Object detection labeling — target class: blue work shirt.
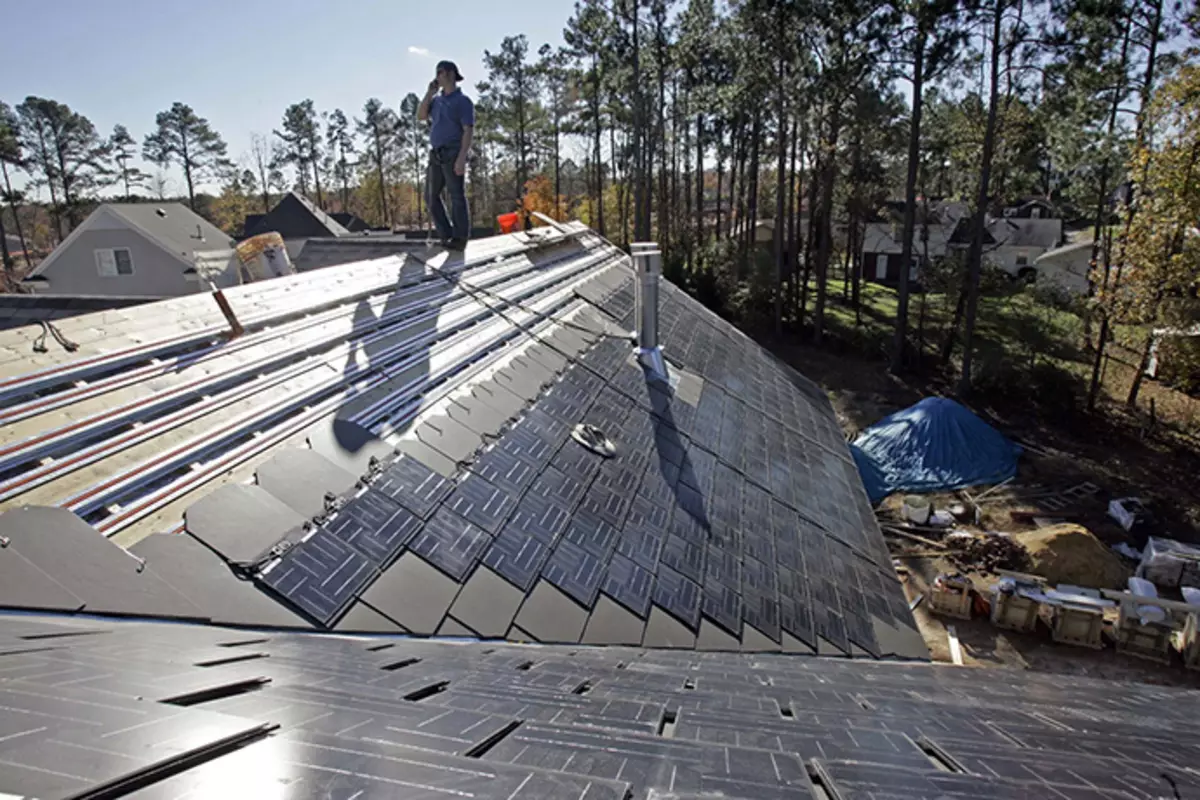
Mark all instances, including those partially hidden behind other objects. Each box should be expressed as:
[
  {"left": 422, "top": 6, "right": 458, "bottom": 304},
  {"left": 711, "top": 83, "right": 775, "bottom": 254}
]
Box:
[{"left": 429, "top": 89, "right": 475, "bottom": 149}]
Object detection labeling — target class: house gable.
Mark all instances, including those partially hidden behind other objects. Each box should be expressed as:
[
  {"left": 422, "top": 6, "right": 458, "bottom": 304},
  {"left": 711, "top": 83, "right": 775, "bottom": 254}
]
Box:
[{"left": 27, "top": 209, "right": 197, "bottom": 298}]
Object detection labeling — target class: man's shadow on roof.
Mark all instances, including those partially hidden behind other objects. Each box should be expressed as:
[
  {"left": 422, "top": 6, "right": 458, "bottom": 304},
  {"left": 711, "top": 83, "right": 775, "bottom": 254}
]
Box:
[{"left": 324, "top": 251, "right": 462, "bottom": 463}]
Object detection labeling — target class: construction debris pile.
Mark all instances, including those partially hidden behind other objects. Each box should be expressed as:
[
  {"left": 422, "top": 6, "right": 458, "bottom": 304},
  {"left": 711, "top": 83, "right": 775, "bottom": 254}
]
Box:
[{"left": 949, "top": 535, "right": 1029, "bottom": 574}]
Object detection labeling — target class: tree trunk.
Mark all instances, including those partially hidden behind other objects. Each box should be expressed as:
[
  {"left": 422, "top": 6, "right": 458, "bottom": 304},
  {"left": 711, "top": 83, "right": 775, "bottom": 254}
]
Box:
[
  {"left": 957, "top": 0, "right": 1005, "bottom": 395},
  {"left": 0, "top": 214, "right": 11, "bottom": 272},
  {"left": 774, "top": 60, "right": 787, "bottom": 336},
  {"left": 812, "top": 105, "right": 841, "bottom": 346},
  {"left": 1127, "top": 331, "right": 1155, "bottom": 408},
  {"left": 1, "top": 161, "right": 31, "bottom": 268},
  {"left": 892, "top": 25, "right": 926, "bottom": 372},
  {"left": 183, "top": 161, "right": 196, "bottom": 211},
  {"left": 375, "top": 131, "right": 390, "bottom": 227},
  {"left": 696, "top": 113, "right": 704, "bottom": 250},
  {"left": 631, "top": 2, "right": 648, "bottom": 242},
  {"left": 554, "top": 112, "right": 562, "bottom": 220},
  {"left": 730, "top": 111, "right": 744, "bottom": 245},
  {"left": 312, "top": 157, "right": 324, "bottom": 210},
  {"left": 715, "top": 119, "right": 725, "bottom": 242},
  {"left": 593, "top": 58, "right": 605, "bottom": 237},
  {"left": 786, "top": 113, "right": 799, "bottom": 327},
  {"left": 794, "top": 114, "right": 808, "bottom": 323},
  {"left": 741, "top": 109, "right": 761, "bottom": 279},
  {"left": 1089, "top": 0, "right": 1164, "bottom": 411},
  {"left": 684, "top": 93, "right": 693, "bottom": 270}
]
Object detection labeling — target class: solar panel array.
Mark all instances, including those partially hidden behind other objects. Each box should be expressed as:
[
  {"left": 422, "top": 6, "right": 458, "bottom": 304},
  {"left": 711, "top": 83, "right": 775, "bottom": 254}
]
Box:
[{"left": 1, "top": 612, "right": 1197, "bottom": 799}]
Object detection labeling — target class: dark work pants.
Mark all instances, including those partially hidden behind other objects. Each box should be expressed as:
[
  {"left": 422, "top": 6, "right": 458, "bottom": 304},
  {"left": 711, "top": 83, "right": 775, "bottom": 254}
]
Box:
[{"left": 427, "top": 143, "right": 469, "bottom": 241}]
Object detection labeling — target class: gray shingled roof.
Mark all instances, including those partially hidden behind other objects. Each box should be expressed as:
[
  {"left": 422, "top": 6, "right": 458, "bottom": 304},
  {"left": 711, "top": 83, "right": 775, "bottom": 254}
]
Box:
[
  {"left": 106, "top": 202, "right": 236, "bottom": 261},
  {"left": 244, "top": 191, "right": 351, "bottom": 239}
]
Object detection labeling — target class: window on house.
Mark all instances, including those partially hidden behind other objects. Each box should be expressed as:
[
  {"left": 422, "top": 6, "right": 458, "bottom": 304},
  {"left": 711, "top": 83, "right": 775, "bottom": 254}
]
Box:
[
  {"left": 95, "top": 248, "right": 134, "bottom": 276},
  {"left": 1016, "top": 255, "right": 1029, "bottom": 267},
  {"left": 875, "top": 254, "right": 888, "bottom": 280},
  {"left": 910, "top": 257, "right": 920, "bottom": 280},
  {"left": 1031, "top": 207, "right": 1042, "bottom": 219}
]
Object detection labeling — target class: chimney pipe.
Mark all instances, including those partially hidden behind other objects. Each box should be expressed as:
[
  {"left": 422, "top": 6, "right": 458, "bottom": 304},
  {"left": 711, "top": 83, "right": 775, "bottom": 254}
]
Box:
[{"left": 630, "top": 242, "right": 668, "bottom": 382}]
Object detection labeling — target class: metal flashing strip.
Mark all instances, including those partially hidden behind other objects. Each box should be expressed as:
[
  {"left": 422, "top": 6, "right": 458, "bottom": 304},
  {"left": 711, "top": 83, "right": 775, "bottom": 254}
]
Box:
[
  {"left": 0, "top": 247, "right": 606, "bottom": 504},
  {"left": 81, "top": 251, "right": 622, "bottom": 537}
]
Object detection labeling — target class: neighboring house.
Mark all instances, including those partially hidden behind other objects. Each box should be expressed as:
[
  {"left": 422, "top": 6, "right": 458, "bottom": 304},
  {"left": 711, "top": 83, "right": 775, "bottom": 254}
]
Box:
[
  {"left": 861, "top": 203, "right": 1063, "bottom": 287},
  {"left": 1002, "top": 197, "right": 1058, "bottom": 219},
  {"left": 984, "top": 217, "right": 1064, "bottom": 279},
  {"left": 860, "top": 200, "right": 970, "bottom": 285},
  {"left": 1035, "top": 239, "right": 1096, "bottom": 296},
  {"left": 331, "top": 212, "right": 371, "bottom": 232},
  {"left": 243, "top": 191, "right": 350, "bottom": 240},
  {"left": 22, "top": 203, "right": 237, "bottom": 298}
]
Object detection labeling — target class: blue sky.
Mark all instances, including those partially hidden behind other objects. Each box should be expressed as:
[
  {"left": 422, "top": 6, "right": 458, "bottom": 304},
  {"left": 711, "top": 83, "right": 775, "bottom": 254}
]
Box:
[{"left": 1, "top": 0, "right": 574, "bottom": 197}]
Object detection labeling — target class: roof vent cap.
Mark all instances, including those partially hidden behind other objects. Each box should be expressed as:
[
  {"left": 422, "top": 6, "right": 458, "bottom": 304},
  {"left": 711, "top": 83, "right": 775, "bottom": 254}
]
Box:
[
  {"left": 155, "top": 208, "right": 167, "bottom": 217},
  {"left": 571, "top": 424, "right": 616, "bottom": 458}
]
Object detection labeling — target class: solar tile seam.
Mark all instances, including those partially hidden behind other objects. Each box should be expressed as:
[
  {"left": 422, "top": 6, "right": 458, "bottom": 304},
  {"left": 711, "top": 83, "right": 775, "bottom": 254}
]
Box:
[
  {"left": 0, "top": 249, "right": 617, "bottom": 507},
  {"left": 87, "top": 254, "right": 625, "bottom": 538},
  {"left": 0, "top": 235, "right": 549, "bottom": 408}
]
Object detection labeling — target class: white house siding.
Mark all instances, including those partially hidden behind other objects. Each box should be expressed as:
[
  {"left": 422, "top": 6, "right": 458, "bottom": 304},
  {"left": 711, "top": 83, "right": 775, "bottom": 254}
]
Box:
[
  {"left": 33, "top": 228, "right": 203, "bottom": 298},
  {"left": 1035, "top": 244, "right": 1093, "bottom": 296}
]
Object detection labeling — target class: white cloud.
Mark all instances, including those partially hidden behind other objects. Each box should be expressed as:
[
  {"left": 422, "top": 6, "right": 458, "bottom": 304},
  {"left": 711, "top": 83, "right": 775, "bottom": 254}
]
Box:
[{"left": 408, "top": 46, "right": 430, "bottom": 57}]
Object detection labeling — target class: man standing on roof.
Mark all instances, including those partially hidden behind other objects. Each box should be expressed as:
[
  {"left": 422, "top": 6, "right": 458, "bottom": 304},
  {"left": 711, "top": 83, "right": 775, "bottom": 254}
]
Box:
[{"left": 418, "top": 60, "right": 474, "bottom": 251}]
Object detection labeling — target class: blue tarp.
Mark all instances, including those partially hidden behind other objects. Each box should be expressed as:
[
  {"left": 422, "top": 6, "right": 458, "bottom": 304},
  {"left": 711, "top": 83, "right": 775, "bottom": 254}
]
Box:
[{"left": 850, "top": 397, "right": 1021, "bottom": 505}]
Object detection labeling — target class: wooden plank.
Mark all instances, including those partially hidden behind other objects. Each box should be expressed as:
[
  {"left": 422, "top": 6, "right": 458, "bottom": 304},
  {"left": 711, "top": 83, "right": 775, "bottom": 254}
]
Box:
[
  {"left": 881, "top": 526, "right": 947, "bottom": 550},
  {"left": 947, "top": 625, "right": 963, "bottom": 666}
]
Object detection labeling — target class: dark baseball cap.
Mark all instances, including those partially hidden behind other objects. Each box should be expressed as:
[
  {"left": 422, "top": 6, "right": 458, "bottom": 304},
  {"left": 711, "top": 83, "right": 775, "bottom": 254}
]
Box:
[{"left": 436, "top": 60, "right": 464, "bottom": 82}]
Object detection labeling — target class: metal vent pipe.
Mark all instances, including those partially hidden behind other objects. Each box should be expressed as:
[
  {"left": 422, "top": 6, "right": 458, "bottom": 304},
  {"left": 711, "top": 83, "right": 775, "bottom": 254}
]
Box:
[{"left": 630, "top": 242, "right": 667, "bottom": 382}]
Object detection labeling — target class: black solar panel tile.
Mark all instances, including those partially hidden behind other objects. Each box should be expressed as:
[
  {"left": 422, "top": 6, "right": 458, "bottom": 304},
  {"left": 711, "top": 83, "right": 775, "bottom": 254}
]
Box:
[
  {"left": 495, "top": 423, "right": 558, "bottom": 468},
  {"left": 638, "top": 460, "right": 680, "bottom": 507},
  {"left": 322, "top": 490, "right": 421, "bottom": 569},
  {"left": 701, "top": 579, "right": 742, "bottom": 637},
  {"left": 469, "top": 445, "right": 538, "bottom": 496},
  {"left": 527, "top": 465, "right": 588, "bottom": 512},
  {"left": 562, "top": 508, "right": 620, "bottom": 560},
  {"left": 483, "top": 526, "right": 553, "bottom": 591},
  {"left": 742, "top": 591, "right": 781, "bottom": 643},
  {"left": 660, "top": 533, "right": 705, "bottom": 584},
  {"left": 601, "top": 553, "right": 653, "bottom": 617},
  {"left": 673, "top": 482, "right": 708, "bottom": 527},
  {"left": 260, "top": 527, "right": 377, "bottom": 625},
  {"left": 595, "top": 456, "right": 645, "bottom": 498},
  {"left": 577, "top": 478, "right": 631, "bottom": 530},
  {"left": 615, "top": 520, "right": 665, "bottom": 572},
  {"left": 541, "top": 538, "right": 605, "bottom": 607},
  {"left": 679, "top": 446, "right": 717, "bottom": 497},
  {"left": 372, "top": 454, "right": 453, "bottom": 518},
  {"left": 410, "top": 508, "right": 492, "bottom": 581},
  {"left": 705, "top": 545, "right": 741, "bottom": 594},
  {"left": 504, "top": 489, "right": 572, "bottom": 545},
  {"left": 513, "top": 408, "right": 570, "bottom": 446},
  {"left": 443, "top": 474, "right": 516, "bottom": 535},
  {"left": 669, "top": 508, "right": 707, "bottom": 545},
  {"left": 650, "top": 421, "right": 687, "bottom": 467},
  {"left": 652, "top": 565, "right": 702, "bottom": 629},
  {"left": 550, "top": 440, "right": 604, "bottom": 485}
]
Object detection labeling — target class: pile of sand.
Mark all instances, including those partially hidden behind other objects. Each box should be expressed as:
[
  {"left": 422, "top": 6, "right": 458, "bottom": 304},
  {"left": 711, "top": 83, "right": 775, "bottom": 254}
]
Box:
[{"left": 1015, "top": 524, "right": 1131, "bottom": 589}]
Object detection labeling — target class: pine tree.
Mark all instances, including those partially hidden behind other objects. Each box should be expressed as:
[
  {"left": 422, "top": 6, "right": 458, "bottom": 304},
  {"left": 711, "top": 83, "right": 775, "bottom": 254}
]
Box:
[
  {"left": 109, "top": 124, "right": 148, "bottom": 199},
  {"left": 143, "top": 102, "right": 230, "bottom": 211}
]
